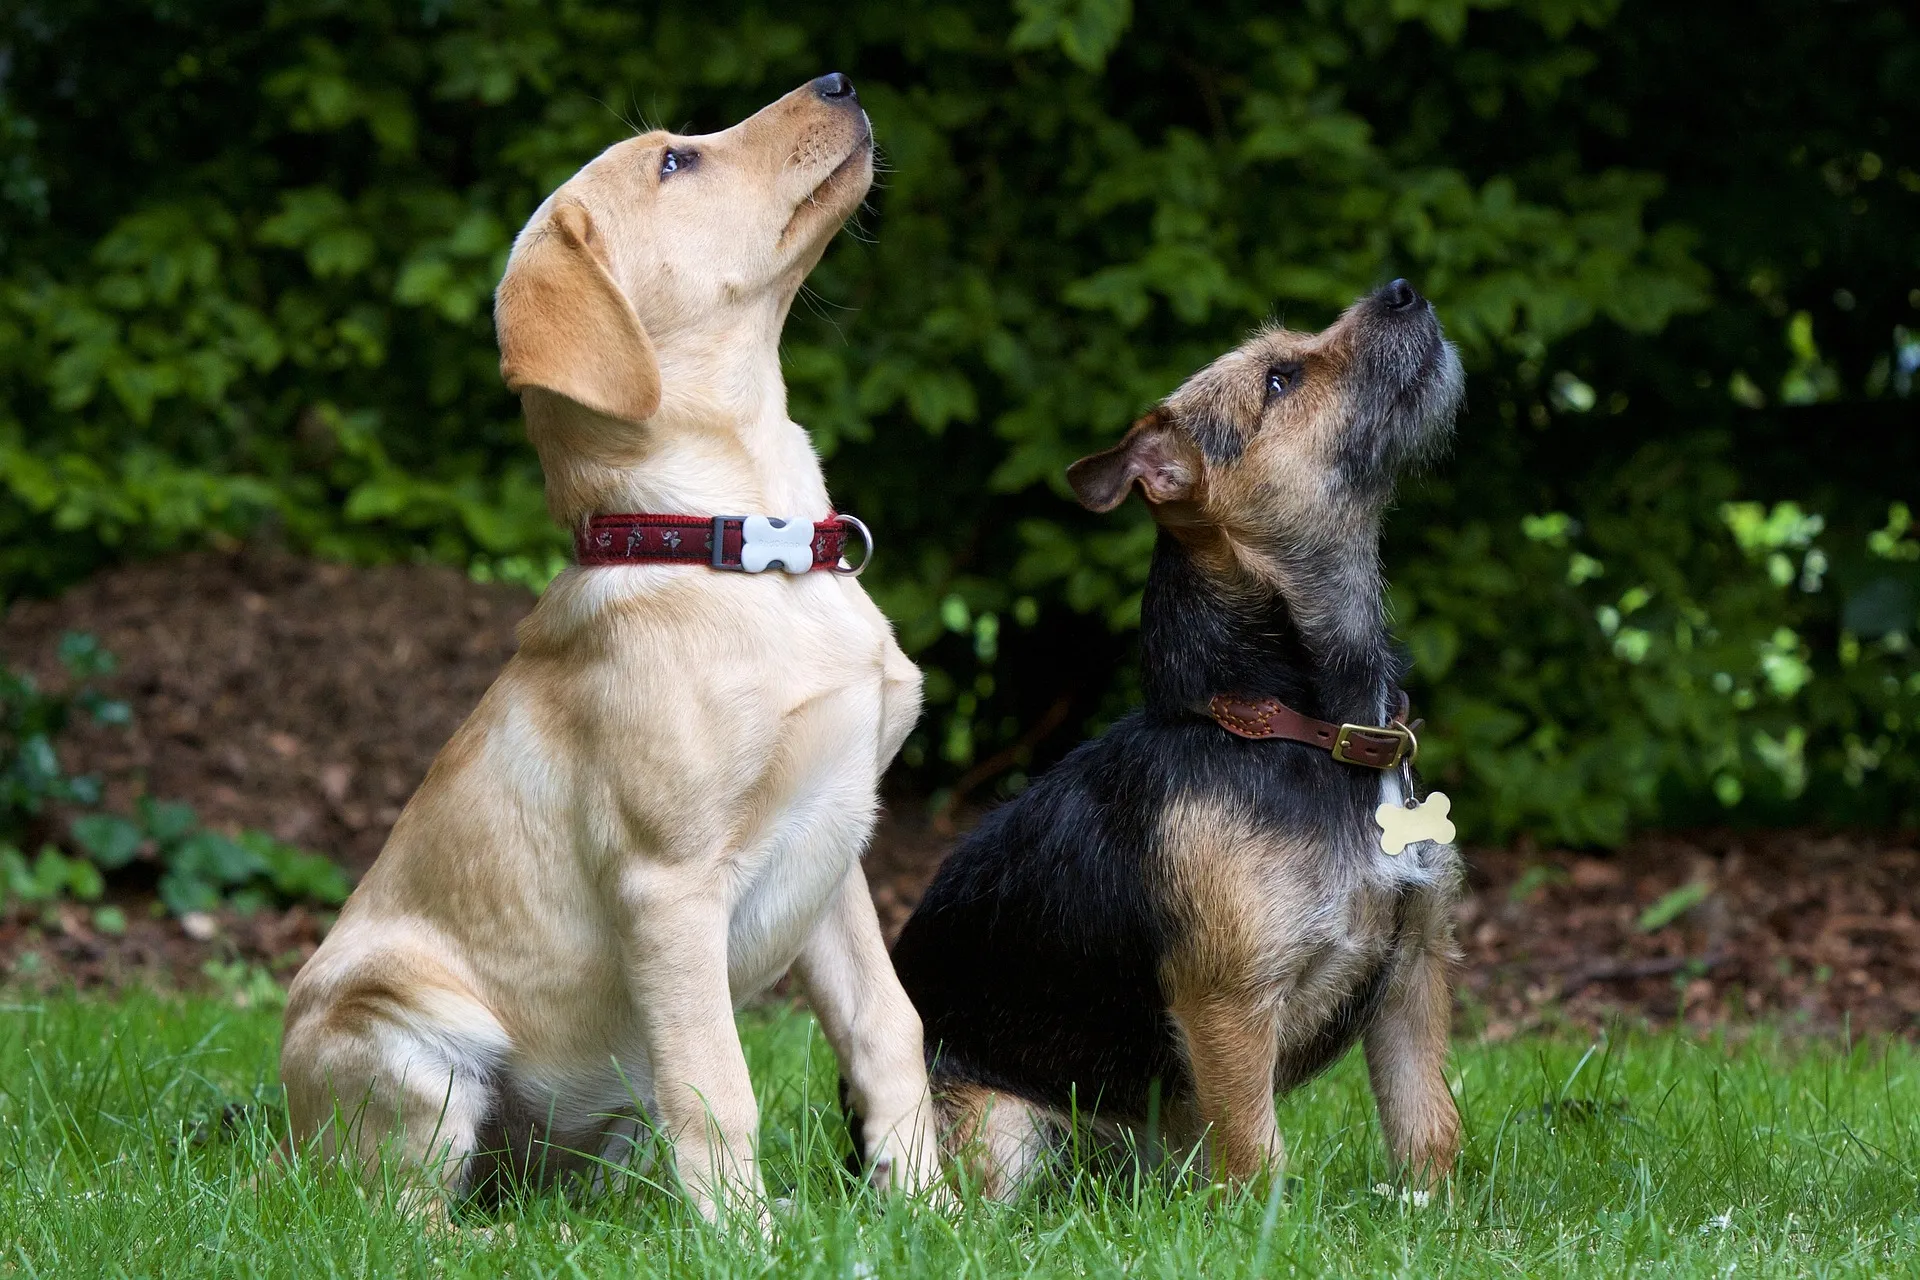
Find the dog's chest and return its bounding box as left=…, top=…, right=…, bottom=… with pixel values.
left=1288, top=784, right=1458, bottom=976
left=1269, top=830, right=1455, bottom=1045
left=720, top=684, right=889, bottom=998
left=1284, top=875, right=1397, bottom=990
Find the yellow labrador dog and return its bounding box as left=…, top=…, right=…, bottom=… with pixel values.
left=281, top=73, right=939, bottom=1218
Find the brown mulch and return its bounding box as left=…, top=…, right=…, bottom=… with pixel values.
left=2, top=548, right=528, bottom=873
left=3, top=551, right=1917, bottom=1036
left=0, top=901, right=328, bottom=997
left=1457, top=832, right=1920, bottom=1038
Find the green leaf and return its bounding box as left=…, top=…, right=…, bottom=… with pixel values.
left=79, top=693, right=132, bottom=726
left=306, top=228, right=377, bottom=279
left=69, top=814, right=143, bottom=869
left=1407, top=619, right=1462, bottom=679
left=62, top=857, right=104, bottom=902
left=237, top=831, right=351, bottom=906
left=56, top=631, right=116, bottom=678
left=1009, top=0, right=1132, bottom=71
left=168, top=831, right=265, bottom=887
left=1637, top=881, right=1710, bottom=932
left=138, top=798, right=199, bottom=847
left=157, top=869, right=220, bottom=918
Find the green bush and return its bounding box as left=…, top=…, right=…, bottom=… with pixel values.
left=1, top=0, right=1915, bottom=842
left=1397, top=486, right=1920, bottom=844
left=0, top=634, right=348, bottom=918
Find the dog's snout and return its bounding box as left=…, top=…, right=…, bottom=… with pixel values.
left=1380, top=278, right=1421, bottom=312
left=811, top=72, right=858, bottom=104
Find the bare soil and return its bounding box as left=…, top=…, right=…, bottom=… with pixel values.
left=4, top=551, right=1916, bottom=1035
left=2, top=548, right=527, bottom=873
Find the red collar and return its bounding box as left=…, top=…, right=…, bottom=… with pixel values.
left=575, top=513, right=872, bottom=575
left=1205, top=690, right=1418, bottom=769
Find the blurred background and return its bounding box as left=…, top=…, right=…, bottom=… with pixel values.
left=0, top=1, right=1915, bottom=1025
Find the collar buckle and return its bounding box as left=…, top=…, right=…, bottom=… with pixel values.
left=1332, top=721, right=1418, bottom=769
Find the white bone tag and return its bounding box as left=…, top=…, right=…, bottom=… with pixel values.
left=1376, top=791, right=1454, bottom=855
left=740, top=515, right=814, bottom=574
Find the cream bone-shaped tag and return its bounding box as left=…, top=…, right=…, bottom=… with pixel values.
left=1376, top=791, right=1455, bottom=856
left=740, top=515, right=815, bottom=574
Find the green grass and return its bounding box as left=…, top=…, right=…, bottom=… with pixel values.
left=2, top=992, right=1917, bottom=1277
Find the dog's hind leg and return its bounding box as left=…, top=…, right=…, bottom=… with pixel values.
left=585, top=1114, right=654, bottom=1198
left=936, top=1081, right=1053, bottom=1200
left=1362, top=909, right=1461, bottom=1189
left=281, top=974, right=508, bottom=1219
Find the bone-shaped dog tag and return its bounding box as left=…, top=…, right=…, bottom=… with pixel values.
left=740, top=515, right=814, bottom=574
left=1376, top=791, right=1454, bottom=856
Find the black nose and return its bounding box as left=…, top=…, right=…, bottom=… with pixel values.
left=811, top=72, right=857, bottom=103
left=1381, top=278, right=1420, bottom=311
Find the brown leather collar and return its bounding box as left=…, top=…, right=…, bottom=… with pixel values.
left=575, top=512, right=871, bottom=574
left=1205, top=690, right=1418, bottom=769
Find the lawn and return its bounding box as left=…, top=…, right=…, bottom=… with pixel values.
left=1, top=991, right=1916, bottom=1278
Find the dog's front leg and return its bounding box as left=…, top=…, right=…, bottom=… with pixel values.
left=792, top=866, right=942, bottom=1195
left=621, top=876, right=764, bottom=1220
left=1170, top=994, right=1285, bottom=1183
left=1362, top=912, right=1461, bottom=1189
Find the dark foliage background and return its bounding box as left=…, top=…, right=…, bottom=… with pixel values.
left=1, top=0, right=1915, bottom=845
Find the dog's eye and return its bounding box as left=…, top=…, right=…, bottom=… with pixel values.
left=1266, top=363, right=1302, bottom=398
left=659, top=147, right=696, bottom=178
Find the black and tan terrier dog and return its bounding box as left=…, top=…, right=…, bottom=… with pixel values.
left=884, top=279, right=1465, bottom=1197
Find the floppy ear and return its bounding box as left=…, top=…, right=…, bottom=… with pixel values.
left=1066, top=409, right=1200, bottom=512
left=495, top=203, right=661, bottom=423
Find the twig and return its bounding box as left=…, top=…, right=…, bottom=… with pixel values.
left=930, top=694, right=1073, bottom=835
left=1564, top=951, right=1726, bottom=990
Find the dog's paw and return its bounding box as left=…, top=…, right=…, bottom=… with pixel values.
left=464, top=1220, right=519, bottom=1245
left=1371, top=1180, right=1441, bottom=1210
left=395, top=1186, right=460, bottom=1236
left=864, top=1141, right=954, bottom=1209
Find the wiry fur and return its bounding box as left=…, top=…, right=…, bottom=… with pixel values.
left=885, top=282, right=1466, bottom=1194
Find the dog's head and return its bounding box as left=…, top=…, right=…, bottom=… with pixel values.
left=1068, top=280, right=1463, bottom=549
left=493, top=73, right=873, bottom=425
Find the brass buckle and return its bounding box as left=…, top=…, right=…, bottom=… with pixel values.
left=1331, top=722, right=1417, bottom=768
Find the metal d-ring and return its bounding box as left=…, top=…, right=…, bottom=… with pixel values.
left=832, top=514, right=874, bottom=577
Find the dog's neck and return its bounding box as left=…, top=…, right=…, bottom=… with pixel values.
left=1139, top=529, right=1397, bottom=727
left=528, top=302, right=833, bottom=528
